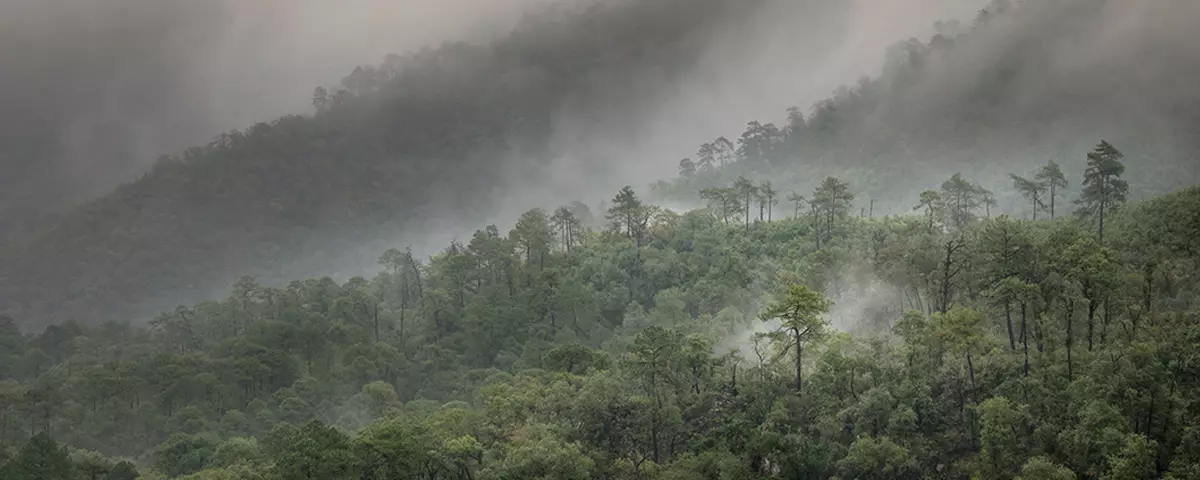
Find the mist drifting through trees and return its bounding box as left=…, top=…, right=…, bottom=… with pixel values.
left=0, top=0, right=1199, bottom=478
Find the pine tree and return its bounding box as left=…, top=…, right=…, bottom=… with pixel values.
left=695, top=143, right=715, bottom=171
left=787, top=192, right=807, bottom=219
left=940, top=173, right=984, bottom=229
left=914, top=189, right=942, bottom=232
left=759, top=283, right=833, bottom=393
left=677, top=158, right=696, bottom=180
left=1076, top=140, right=1128, bottom=243
left=760, top=181, right=778, bottom=222
left=1010, top=174, right=1047, bottom=220
left=811, top=177, right=854, bottom=247
left=733, top=177, right=757, bottom=229
left=4, top=433, right=74, bottom=480
left=1035, top=160, right=1068, bottom=218
left=105, top=461, right=139, bottom=480
left=551, top=206, right=581, bottom=253
left=606, top=186, right=652, bottom=246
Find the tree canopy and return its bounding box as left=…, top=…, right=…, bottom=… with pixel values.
left=1, top=172, right=1198, bottom=478
left=1, top=1, right=1199, bottom=478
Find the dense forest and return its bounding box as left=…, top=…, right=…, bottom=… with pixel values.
left=2, top=137, right=1199, bottom=478
left=2, top=0, right=1200, bottom=478
left=3, top=0, right=1198, bottom=328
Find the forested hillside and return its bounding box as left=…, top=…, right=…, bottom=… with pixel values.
left=4, top=0, right=1199, bottom=329
left=4, top=1, right=1200, bottom=475
left=2, top=135, right=1199, bottom=477
left=648, top=0, right=1200, bottom=210
left=0, top=0, right=759, bottom=328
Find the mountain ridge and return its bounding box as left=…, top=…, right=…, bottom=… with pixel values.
left=4, top=0, right=1199, bottom=329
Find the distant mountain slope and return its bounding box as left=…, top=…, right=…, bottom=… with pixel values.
left=4, top=0, right=1200, bottom=329
left=0, top=0, right=553, bottom=238
left=0, top=0, right=763, bottom=327
left=650, top=0, right=1200, bottom=210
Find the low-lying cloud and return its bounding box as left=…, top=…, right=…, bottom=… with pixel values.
left=0, top=0, right=555, bottom=224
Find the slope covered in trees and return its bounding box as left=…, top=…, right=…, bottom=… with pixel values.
left=2, top=140, right=1199, bottom=477
left=4, top=0, right=1199, bottom=328
left=0, top=0, right=764, bottom=328
left=652, top=0, right=1200, bottom=211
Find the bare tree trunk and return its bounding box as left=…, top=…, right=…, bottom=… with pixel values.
left=1143, top=263, right=1155, bottom=313
left=651, top=412, right=660, bottom=464
left=966, top=349, right=976, bottom=391
left=1033, top=301, right=1045, bottom=353
left=398, top=298, right=406, bottom=342
left=1145, top=389, right=1156, bottom=438
left=1005, top=301, right=1016, bottom=351
left=372, top=301, right=381, bottom=342
left=827, top=210, right=834, bottom=242
left=1101, top=297, right=1111, bottom=347
left=1021, top=302, right=1029, bottom=377
left=744, top=195, right=751, bottom=230
left=411, top=262, right=424, bottom=307
left=794, top=330, right=804, bottom=393
left=1087, top=295, right=1098, bottom=351
left=1049, top=183, right=1056, bottom=218
left=940, top=244, right=954, bottom=314
left=1066, top=298, right=1075, bottom=382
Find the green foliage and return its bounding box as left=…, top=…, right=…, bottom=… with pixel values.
left=811, top=177, right=855, bottom=245
left=70, top=449, right=114, bottom=480
left=492, top=425, right=594, bottom=480
left=941, top=173, right=990, bottom=229
left=1, top=181, right=1200, bottom=478
left=545, top=344, right=609, bottom=375
left=0, top=0, right=761, bottom=327
left=1166, top=427, right=1200, bottom=480
left=351, top=417, right=445, bottom=478
left=1, top=2, right=1198, bottom=478
left=3, top=434, right=74, bottom=480
left=978, top=397, right=1029, bottom=479
left=914, top=189, right=943, bottom=231
left=265, top=421, right=355, bottom=480
left=1077, top=140, right=1130, bottom=242
left=105, top=461, right=139, bottom=480
left=153, top=434, right=216, bottom=477
left=204, top=437, right=263, bottom=469
left=1035, top=160, right=1069, bottom=218
left=1014, top=456, right=1075, bottom=480
left=760, top=283, right=834, bottom=392
left=607, top=186, right=654, bottom=246
left=835, top=436, right=918, bottom=480
left=1010, top=173, right=1047, bottom=220
left=1102, top=434, right=1157, bottom=480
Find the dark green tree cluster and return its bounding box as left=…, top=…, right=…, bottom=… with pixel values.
left=2, top=140, right=1199, bottom=477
